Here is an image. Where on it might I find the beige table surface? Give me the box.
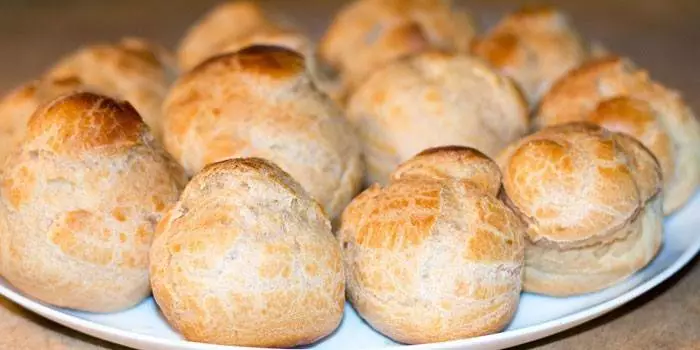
[0,0,699,349]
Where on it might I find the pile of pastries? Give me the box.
[0,0,698,347]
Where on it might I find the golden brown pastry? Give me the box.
[588,97,675,202]
[339,146,525,344]
[535,56,700,214]
[0,38,173,162]
[319,0,477,101]
[0,92,186,312]
[43,38,174,141]
[347,50,528,185]
[175,2,340,101]
[162,45,363,219]
[176,1,311,71]
[473,6,588,105]
[150,157,344,347]
[216,26,312,60]
[499,123,663,296]
[0,79,77,163]
[177,1,269,70]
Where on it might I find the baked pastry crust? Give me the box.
[347,50,527,185]
[319,0,477,101]
[150,157,344,347]
[0,80,74,163]
[177,1,270,70]
[0,38,173,163]
[0,92,186,312]
[162,45,363,219]
[499,123,663,296]
[175,1,349,103]
[43,38,175,141]
[536,56,700,214]
[216,27,311,60]
[177,1,312,71]
[473,6,588,104]
[339,146,525,344]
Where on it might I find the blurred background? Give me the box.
[0,0,699,111]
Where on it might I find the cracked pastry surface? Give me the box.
[339,146,525,344]
[319,0,477,101]
[0,37,174,163]
[535,56,700,214]
[473,6,589,105]
[149,157,344,347]
[176,1,312,71]
[0,92,186,312]
[162,45,363,219]
[498,123,663,296]
[347,50,527,185]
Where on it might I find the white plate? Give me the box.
[1,192,699,350]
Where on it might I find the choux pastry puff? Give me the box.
[339,146,525,344]
[149,157,344,347]
[499,123,663,296]
[0,92,186,312]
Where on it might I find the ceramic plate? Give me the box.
[1,192,699,350]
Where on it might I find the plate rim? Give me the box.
[406,227,700,350]
[1,217,698,350]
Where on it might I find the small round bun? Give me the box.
[536,56,700,214]
[150,157,344,347]
[177,1,311,72]
[0,38,172,163]
[175,2,339,101]
[177,1,269,70]
[339,146,525,344]
[162,45,363,219]
[499,123,663,296]
[0,92,186,312]
[473,6,588,104]
[42,38,175,141]
[347,50,528,185]
[319,0,477,99]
